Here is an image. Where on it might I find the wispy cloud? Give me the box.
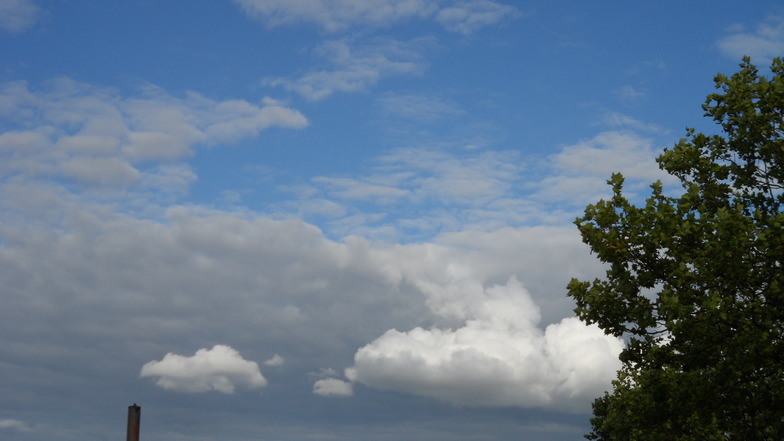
[613,85,646,105]
[434,0,519,35]
[375,92,464,122]
[0,419,32,432]
[600,111,665,134]
[232,0,517,34]
[718,15,784,63]
[0,0,40,34]
[264,38,430,100]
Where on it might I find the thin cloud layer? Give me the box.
[233,0,516,33]
[0,0,40,33]
[346,277,623,411]
[140,345,268,393]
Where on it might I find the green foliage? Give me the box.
[569,57,784,441]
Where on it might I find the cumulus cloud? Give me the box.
[313,378,354,397]
[140,345,267,394]
[264,38,429,100]
[233,0,516,33]
[264,354,285,366]
[0,0,40,33]
[718,16,784,63]
[346,277,623,411]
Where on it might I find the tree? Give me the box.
[567,57,784,441]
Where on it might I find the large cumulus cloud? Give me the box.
[346,277,623,412]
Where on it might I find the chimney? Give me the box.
[126,404,141,441]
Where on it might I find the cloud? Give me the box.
[0,419,32,432]
[296,147,530,239]
[0,79,307,191]
[718,16,784,63]
[232,0,516,33]
[434,0,519,35]
[533,130,677,205]
[0,0,40,33]
[346,277,623,411]
[140,345,267,394]
[313,378,354,397]
[264,354,285,366]
[613,85,646,104]
[312,176,410,203]
[600,111,664,134]
[375,92,464,122]
[264,38,429,100]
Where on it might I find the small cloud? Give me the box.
[0,0,41,34]
[435,0,519,35]
[613,85,646,104]
[264,38,428,101]
[313,378,354,397]
[718,16,784,63]
[600,111,664,133]
[375,92,463,122]
[309,367,340,378]
[0,419,32,432]
[140,345,267,394]
[263,354,285,366]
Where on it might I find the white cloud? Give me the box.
[718,16,784,63]
[265,38,429,100]
[232,0,516,33]
[434,0,519,35]
[534,130,676,205]
[0,79,307,190]
[346,277,623,411]
[0,0,40,33]
[377,148,522,205]
[313,377,354,397]
[263,354,285,366]
[140,345,268,394]
[600,111,664,134]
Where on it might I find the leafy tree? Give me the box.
[568,57,784,441]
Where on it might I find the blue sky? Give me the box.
[1,1,783,440]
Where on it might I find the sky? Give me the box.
[1,1,783,440]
